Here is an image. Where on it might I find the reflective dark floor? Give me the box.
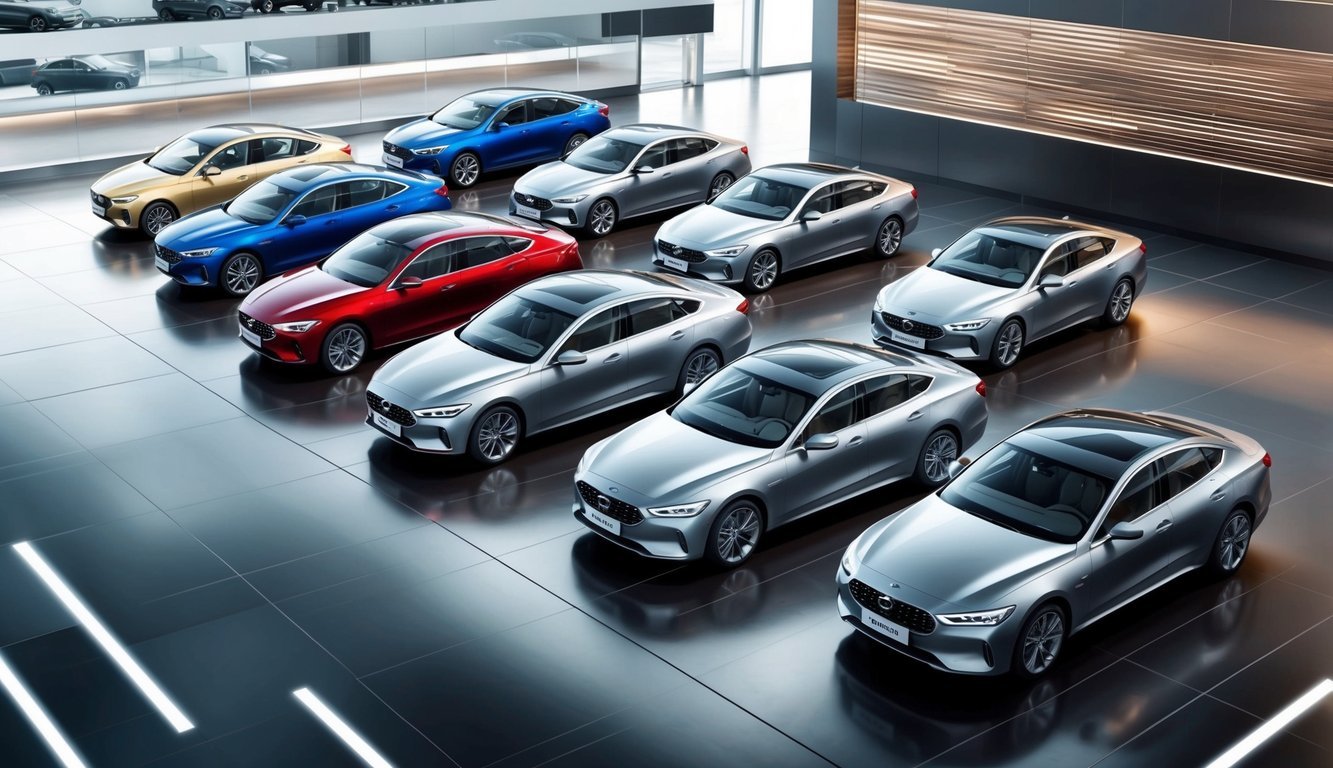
[1,72,1331,768]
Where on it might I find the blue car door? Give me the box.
[526,97,577,163]
[485,100,532,169]
[272,181,344,272]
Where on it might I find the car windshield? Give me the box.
[670,366,815,448]
[940,443,1110,544]
[226,180,298,225]
[710,175,808,221]
[458,294,576,363]
[146,134,221,176]
[321,231,411,288]
[431,97,498,130]
[79,55,117,70]
[564,135,645,174]
[930,230,1047,288]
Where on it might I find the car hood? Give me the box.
[586,412,772,501]
[384,118,470,149]
[876,266,1016,324]
[656,203,781,249]
[857,495,1075,609]
[514,161,614,199]
[156,207,252,249]
[370,331,528,406]
[91,159,174,197]
[241,266,363,322]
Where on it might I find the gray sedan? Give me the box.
[839,409,1271,678]
[651,163,920,292]
[873,217,1146,369]
[509,124,752,238]
[365,270,752,464]
[574,340,988,567]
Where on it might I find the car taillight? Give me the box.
[598,103,609,117]
[339,144,352,155]
[910,187,919,200]
[975,380,987,397]
[1138,242,1147,254]
[740,145,749,155]
[736,298,750,314]
[434,183,449,198]
[1262,452,1271,468]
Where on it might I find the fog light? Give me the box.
[675,530,688,554]
[438,428,451,451]
[567,210,577,225]
[723,264,732,280]
[982,641,994,668]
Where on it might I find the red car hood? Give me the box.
[241,266,364,323]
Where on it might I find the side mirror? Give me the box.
[930,247,942,259]
[946,456,971,479]
[633,165,655,175]
[800,209,823,223]
[201,165,221,177]
[804,433,839,451]
[1039,274,1065,290]
[554,350,587,366]
[1108,522,1144,540]
[283,214,307,227]
[492,121,510,131]
[394,275,423,290]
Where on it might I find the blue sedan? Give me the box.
[153,164,451,297]
[381,88,611,189]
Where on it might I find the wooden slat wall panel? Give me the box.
[854,1,1333,185]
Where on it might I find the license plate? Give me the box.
[154,255,169,273]
[514,203,540,220]
[584,507,621,536]
[238,323,261,348]
[862,609,909,645]
[382,153,404,168]
[662,255,689,272]
[91,203,106,217]
[370,409,402,437]
[889,330,926,349]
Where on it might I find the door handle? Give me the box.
[385,204,400,211]
[1068,280,1078,286]
[831,218,842,224]
[848,436,864,446]
[1156,520,1173,532]
[1210,492,1227,501]
[603,353,622,363]
[906,411,923,421]
[440,283,456,292]
[872,204,882,210]
[560,120,570,125]
[237,175,248,181]
[669,330,685,340]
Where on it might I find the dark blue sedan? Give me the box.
[153,164,451,297]
[381,88,610,189]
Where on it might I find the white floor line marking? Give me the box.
[1204,678,1333,768]
[0,652,88,768]
[294,687,394,768]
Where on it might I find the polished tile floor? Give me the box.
[0,72,1331,767]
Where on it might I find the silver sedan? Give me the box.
[365,270,752,464]
[872,217,1147,369]
[651,163,920,292]
[573,340,989,567]
[839,409,1272,678]
[509,124,752,238]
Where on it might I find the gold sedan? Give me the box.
[89,124,353,236]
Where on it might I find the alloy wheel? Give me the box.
[326,327,365,372]
[143,205,175,234]
[113,80,127,90]
[1219,513,1251,572]
[477,410,519,462]
[29,15,47,31]
[709,173,733,200]
[224,254,260,295]
[1110,281,1133,322]
[684,349,720,385]
[715,504,761,564]
[452,154,480,187]
[565,133,588,154]
[996,322,1023,367]
[877,218,903,256]
[1022,609,1064,675]
[589,200,616,236]
[749,251,778,291]
[923,432,958,483]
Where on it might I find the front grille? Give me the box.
[155,244,183,265]
[91,191,110,207]
[881,312,944,340]
[382,141,413,160]
[576,480,643,525]
[656,240,706,263]
[849,579,937,634]
[366,391,416,427]
[512,192,553,211]
[238,311,276,341]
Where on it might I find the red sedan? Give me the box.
[237,212,582,373]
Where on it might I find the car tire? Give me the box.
[564,132,589,155]
[112,79,128,91]
[158,8,174,20]
[707,171,734,201]
[449,152,481,188]
[468,405,522,465]
[304,1,320,9]
[583,198,617,238]
[1206,508,1253,579]
[743,248,780,293]
[34,81,53,95]
[29,15,49,31]
[872,215,905,259]
[258,0,273,10]
[705,499,765,568]
[219,252,263,297]
[676,346,720,395]
[989,318,1024,370]
[138,201,177,236]
[1101,277,1135,328]
[1012,602,1067,679]
[207,5,225,18]
[320,322,368,374]
[914,428,958,488]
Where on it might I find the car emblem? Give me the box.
[609,486,619,493]
[877,595,894,612]
[380,401,392,413]
[901,320,914,332]
[672,245,683,256]
[905,310,917,316]
[890,582,900,589]
[595,494,612,512]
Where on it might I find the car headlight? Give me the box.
[703,245,748,258]
[936,606,1015,626]
[414,145,449,156]
[943,318,991,332]
[412,404,470,419]
[272,320,319,333]
[552,194,588,204]
[110,195,138,204]
[180,248,218,259]
[646,500,709,517]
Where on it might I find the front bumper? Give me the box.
[90,195,143,229]
[362,384,476,455]
[649,241,745,285]
[508,192,590,229]
[870,310,999,363]
[155,250,225,288]
[381,150,442,175]
[571,471,709,560]
[237,317,319,366]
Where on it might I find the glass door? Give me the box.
[640,35,693,90]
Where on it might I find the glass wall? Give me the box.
[759,0,813,69]
[703,0,748,75]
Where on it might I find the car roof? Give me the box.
[1009,409,1196,480]
[518,270,683,315]
[370,212,549,247]
[209,123,322,138]
[751,162,870,189]
[603,124,704,141]
[268,163,413,190]
[979,217,1106,247]
[738,340,920,394]
[464,87,585,106]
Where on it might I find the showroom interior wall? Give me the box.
[811,0,1333,265]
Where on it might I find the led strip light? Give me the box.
[1205,678,1333,768]
[0,653,87,768]
[293,687,394,768]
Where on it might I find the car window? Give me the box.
[1039,251,1072,279]
[457,236,514,269]
[802,184,841,215]
[1069,237,1111,270]
[400,241,459,281]
[531,97,579,120]
[837,180,883,207]
[343,179,390,207]
[1161,448,1213,498]
[1202,447,1224,470]
[495,102,529,127]
[711,174,807,221]
[636,142,671,170]
[673,137,715,162]
[858,373,918,418]
[503,236,532,254]
[800,384,859,442]
[626,297,690,336]
[295,139,320,156]
[288,184,340,218]
[557,307,621,354]
[1099,462,1165,536]
[907,374,931,397]
[671,367,815,449]
[255,136,297,163]
[208,141,250,172]
[47,61,71,70]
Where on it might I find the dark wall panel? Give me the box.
[938,119,1031,192]
[1027,0,1122,27]
[1121,0,1232,39]
[893,0,1029,13]
[1229,0,1333,54]
[858,104,939,178]
[1107,151,1222,237]
[1025,135,1115,214]
[833,99,863,164]
[643,5,714,37]
[1217,172,1333,261]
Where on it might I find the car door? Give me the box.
[786,182,843,267]
[618,140,676,217]
[526,97,577,162]
[536,305,628,429]
[1157,447,1231,572]
[247,136,304,183]
[189,139,254,211]
[669,137,718,205]
[485,100,531,169]
[1028,242,1083,339]
[620,296,698,398]
[435,236,528,334]
[320,179,404,262]
[275,181,344,270]
[834,179,888,252]
[43,60,73,90]
[1084,459,1176,619]
[1063,236,1118,323]
[372,239,463,346]
[854,373,937,489]
[780,383,867,522]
